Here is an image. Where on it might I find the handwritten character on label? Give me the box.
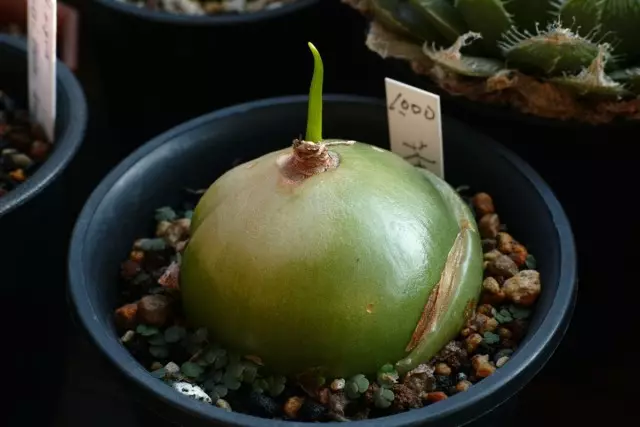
[388,93,436,120]
[402,141,437,169]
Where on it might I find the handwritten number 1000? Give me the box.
[389,93,435,120]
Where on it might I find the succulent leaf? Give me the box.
[599,0,640,65]
[370,0,451,45]
[609,67,640,93]
[424,32,505,77]
[499,21,602,75]
[454,0,513,57]
[503,0,556,33]
[412,0,470,44]
[550,45,631,97]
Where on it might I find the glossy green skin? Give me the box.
[180,141,483,378]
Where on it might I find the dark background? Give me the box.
[35,0,635,425]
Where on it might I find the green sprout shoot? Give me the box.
[306,42,324,143]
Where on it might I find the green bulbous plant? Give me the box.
[180,43,483,381]
[344,0,640,123]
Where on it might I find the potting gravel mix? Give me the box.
[0,91,52,199]
[116,0,300,14]
[114,187,541,421]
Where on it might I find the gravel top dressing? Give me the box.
[0,91,52,200]
[114,186,542,422]
[116,0,299,14]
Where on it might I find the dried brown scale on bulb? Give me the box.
[113,187,541,421]
[116,0,300,15]
[0,91,52,199]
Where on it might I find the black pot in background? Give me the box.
[80,0,386,151]
[68,95,576,427]
[0,35,88,425]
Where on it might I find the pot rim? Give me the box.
[93,0,320,26]
[68,94,578,427]
[0,34,88,217]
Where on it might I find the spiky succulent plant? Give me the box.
[344,0,640,123]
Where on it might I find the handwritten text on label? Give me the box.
[384,78,444,179]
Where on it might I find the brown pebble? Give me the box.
[392,384,422,410]
[470,313,499,334]
[472,193,495,217]
[506,319,529,341]
[163,218,191,247]
[435,341,468,370]
[509,243,528,267]
[403,364,436,393]
[460,327,474,338]
[115,303,138,329]
[481,238,497,252]
[424,391,448,402]
[496,232,514,254]
[478,213,500,238]
[137,295,172,327]
[503,270,541,306]
[29,140,50,160]
[471,354,496,378]
[477,303,495,316]
[481,289,506,306]
[150,361,163,371]
[317,387,331,405]
[488,254,519,278]
[434,363,451,376]
[496,356,510,368]
[121,260,142,280]
[283,396,304,419]
[455,380,472,393]
[156,220,172,237]
[483,249,502,262]
[130,250,144,263]
[465,333,483,353]
[497,327,512,339]
[158,261,180,289]
[9,168,25,182]
[501,339,518,349]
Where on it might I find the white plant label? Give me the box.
[28,0,57,143]
[385,77,444,179]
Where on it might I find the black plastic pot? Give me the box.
[0,34,87,424]
[68,95,576,426]
[81,0,385,150]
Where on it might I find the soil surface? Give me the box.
[114,185,542,421]
[0,91,52,200]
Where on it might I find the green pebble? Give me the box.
[155,207,177,222]
[150,368,167,379]
[132,272,150,285]
[136,324,160,337]
[373,387,395,409]
[137,238,167,252]
[509,305,531,320]
[164,325,187,343]
[181,361,204,378]
[191,327,209,344]
[242,364,258,384]
[147,334,166,346]
[149,345,169,359]
[483,331,500,345]
[525,254,537,269]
